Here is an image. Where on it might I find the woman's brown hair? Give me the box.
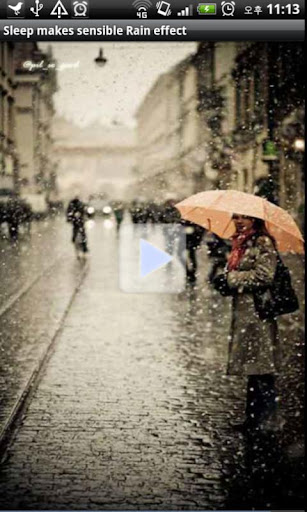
[251,217,277,249]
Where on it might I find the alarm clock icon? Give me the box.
[73,0,88,17]
[221,1,235,16]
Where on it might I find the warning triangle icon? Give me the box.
[50,0,68,18]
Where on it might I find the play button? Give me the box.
[119,223,186,293]
[140,239,172,278]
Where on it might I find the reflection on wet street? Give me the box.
[0,219,87,440]
[0,217,304,510]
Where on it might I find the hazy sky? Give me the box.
[40,43,196,127]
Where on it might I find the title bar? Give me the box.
[0,19,304,41]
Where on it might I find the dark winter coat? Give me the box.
[226,235,280,376]
[181,221,205,249]
[66,198,86,226]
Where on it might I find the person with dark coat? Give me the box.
[206,233,230,283]
[213,214,281,433]
[162,200,181,254]
[66,196,88,253]
[181,220,205,284]
[7,197,21,242]
[113,204,125,232]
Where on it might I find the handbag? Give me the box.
[253,254,299,320]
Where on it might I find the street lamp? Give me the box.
[293,137,305,152]
[94,48,107,67]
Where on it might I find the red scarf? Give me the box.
[227,228,257,271]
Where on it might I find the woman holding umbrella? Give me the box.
[215,213,280,432]
[176,190,303,433]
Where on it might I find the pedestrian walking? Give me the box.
[180,220,205,285]
[113,203,125,232]
[129,201,143,225]
[162,199,181,254]
[7,196,23,243]
[66,196,88,257]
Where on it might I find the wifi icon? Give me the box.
[132,0,152,18]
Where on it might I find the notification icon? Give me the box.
[156,1,171,16]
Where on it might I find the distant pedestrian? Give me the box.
[113,203,125,232]
[66,196,88,256]
[162,199,181,254]
[213,214,281,433]
[147,202,159,224]
[206,233,230,283]
[129,202,142,224]
[180,220,205,285]
[7,196,22,242]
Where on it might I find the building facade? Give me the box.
[136,42,304,225]
[195,42,305,227]
[14,43,57,199]
[0,42,17,194]
[195,42,237,191]
[53,118,137,202]
[136,55,201,201]
[0,42,58,205]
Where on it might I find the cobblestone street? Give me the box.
[0,217,304,510]
[0,218,87,441]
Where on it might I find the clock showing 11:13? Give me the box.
[267,3,301,14]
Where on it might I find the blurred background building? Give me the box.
[1,42,304,229]
[53,118,137,202]
[14,43,57,201]
[0,43,17,194]
[135,42,304,230]
[1,42,58,216]
[135,55,201,201]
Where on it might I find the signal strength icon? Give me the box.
[177,4,193,16]
[132,0,152,18]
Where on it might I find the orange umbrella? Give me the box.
[176,190,304,254]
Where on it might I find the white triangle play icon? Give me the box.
[140,239,173,278]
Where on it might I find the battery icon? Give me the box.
[197,3,217,14]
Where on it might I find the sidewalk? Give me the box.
[278,253,305,449]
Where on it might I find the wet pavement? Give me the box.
[0,219,87,439]
[0,216,305,510]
